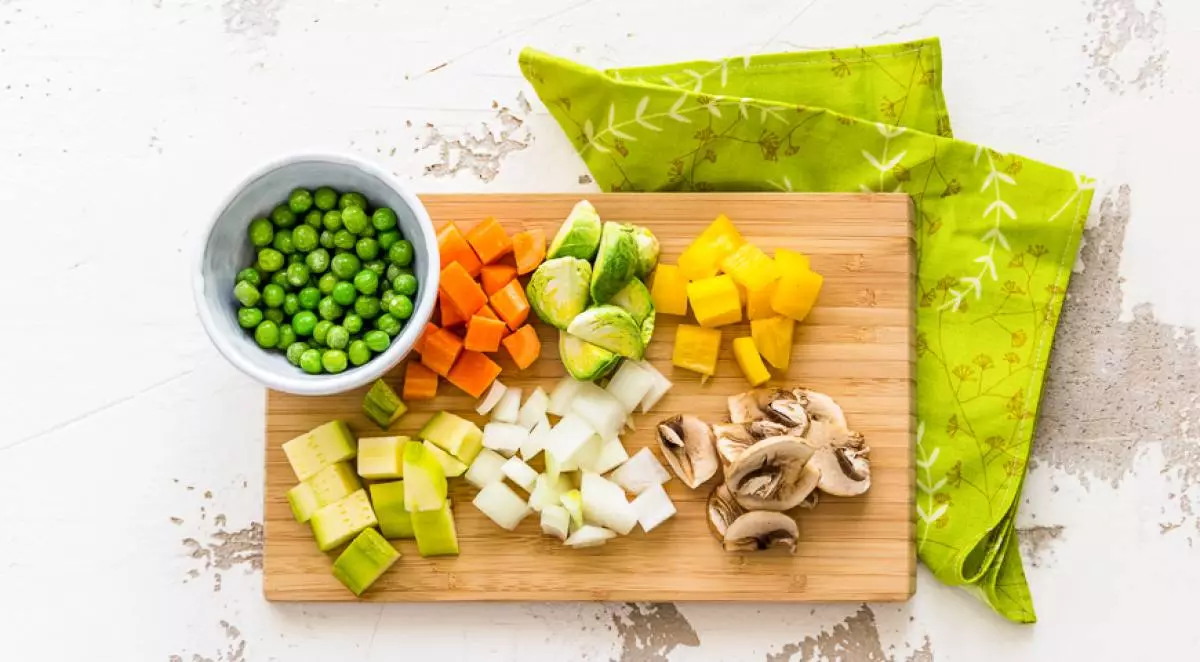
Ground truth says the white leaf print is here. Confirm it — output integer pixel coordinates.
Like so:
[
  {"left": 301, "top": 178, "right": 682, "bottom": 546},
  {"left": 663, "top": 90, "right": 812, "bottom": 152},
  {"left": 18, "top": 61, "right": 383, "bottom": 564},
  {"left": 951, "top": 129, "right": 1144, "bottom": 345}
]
[
  {"left": 974, "top": 254, "right": 997, "bottom": 280},
  {"left": 683, "top": 68, "right": 704, "bottom": 92},
  {"left": 720, "top": 60, "right": 728, "bottom": 87},
  {"left": 634, "top": 96, "right": 661, "bottom": 132},
  {"left": 738, "top": 98, "right": 749, "bottom": 119},
  {"left": 861, "top": 150, "right": 884, "bottom": 172},
  {"left": 984, "top": 200, "right": 1017, "bottom": 220},
  {"left": 668, "top": 93, "right": 691, "bottom": 123},
  {"left": 607, "top": 104, "right": 636, "bottom": 140},
  {"left": 584, "top": 120, "right": 595, "bottom": 141}
]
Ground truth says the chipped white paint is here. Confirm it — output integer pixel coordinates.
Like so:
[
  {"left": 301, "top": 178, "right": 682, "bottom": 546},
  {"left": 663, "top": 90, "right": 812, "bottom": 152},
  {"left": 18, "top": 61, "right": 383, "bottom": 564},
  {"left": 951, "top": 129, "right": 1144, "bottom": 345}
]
[{"left": 3, "top": 0, "right": 1200, "bottom": 660}]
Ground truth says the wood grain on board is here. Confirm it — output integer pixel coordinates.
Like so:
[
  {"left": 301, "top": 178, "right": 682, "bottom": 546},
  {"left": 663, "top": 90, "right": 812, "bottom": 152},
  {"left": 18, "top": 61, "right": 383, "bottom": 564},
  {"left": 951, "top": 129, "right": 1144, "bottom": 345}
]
[{"left": 265, "top": 193, "right": 916, "bottom": 602}]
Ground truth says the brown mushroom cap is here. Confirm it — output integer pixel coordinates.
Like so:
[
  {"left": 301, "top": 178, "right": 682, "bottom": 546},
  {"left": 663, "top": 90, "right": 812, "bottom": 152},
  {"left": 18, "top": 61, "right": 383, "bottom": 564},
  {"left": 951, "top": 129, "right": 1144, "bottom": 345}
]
[
  {"left": 722, "top": 511, "right": 799, "bottom": 553},
  {"left": 706, "top": 483, "right": 745, "bottom": 540},
  {"left": 656, "top": 414, "right": 719, "bottom": 489},
  {"left": 725, "top": 436, "right": 818, "bottom": 511}
]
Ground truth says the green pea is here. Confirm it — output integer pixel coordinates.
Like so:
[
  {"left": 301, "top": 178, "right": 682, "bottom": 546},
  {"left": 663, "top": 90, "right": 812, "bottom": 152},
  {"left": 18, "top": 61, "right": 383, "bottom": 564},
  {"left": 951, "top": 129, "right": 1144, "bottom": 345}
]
[
  {"left": 364, "top": 260, "right": 385, "bottom": 276},
  {"left": 354, "top": 295, "right": 381, "bottom": 320},
  {"left": 343, "top": 313, "right": 364, "bottom": 334},
  {"left": 333, "top": 229, "right": 356, "bottom": 250},
  {"left": 364, "top": 330, "right": 391, "bottom": 352},
  {"left": 392, "top": 273, "right": 418, "bottom": 296},
  {"left": 286, "top": 341, "right": 310, "bottom": 366},
  {"left": 314, "top": 187, "right": 338, "bottom": 211},
  {"left": 317, "top": 272, "right": 338, "bottom": 295},
  {"left": 388, "top": 294, "right": 414, "bottom": 320},
  {"left": 326, "top": 325, "right": 350, "bottom": 350},
  {"left": 270, "top": 271, "right": 290, "bottom": 290},
  {"left": 292, "top": 225, "right": 319, "bottom": 252},
  {"left": 331, "top": 281, "right": 358, "bottom": 306},
  {"left": 378, "top": 230, "right": 401, "bottom": 253},
  {"left": 348, "top": 340, "right": 371, "bottom": 366},
  {"left": 318, "top": 296, "right": 344, "bottom": 321},
  {"left": 288, "top": 253, "right": 305, "bottom": 266},
  {"left": 375, "top": 313, "right": 403, "bottom": 337},
  {"left": 380, "top": 290, "right": 396, "bottom": 312},
  {"left": 305, "top": 248, "right": 330, "bottom": 274},
  {"left": 319, "top": 230, "right": 335, "bottom": 249},
  {"left": 323, "top": 210, "right": 343, "bottom": 231},
  {"left": 371, "top": 207, "right": 398, "bottom": 231},
  {"left": 254, "top": 320, "right": 280, "bottom": 348},
  {"left": 264, "top": 308, "right": 284, "bottom": 324},
  {"left": 283, "top": 293, "right": 300, "bottom": 316},
  {"left": 248, "top": 218, "right": 274, "bottom": 247},
  {"left": 331, "top": 253, "right": 362, "bottom": 280},
  {"left": 387, "top": 240, "right": 414, "bottom": 267},
  {"left": 298, "top": 286, "right": 321, "bottom": 310},
  {"left": 272, "top": 228, "right": 295, "bottom": 255},
  {"left": 261, "top": 283, "right": 285, "bottom": 308},
  {"left": 257, "top": 248, "right": 285, "bottom": 272},
  {"left": 354, "top": 269, "right": 380, "bottom": 295},
  {"left": 359, "top": 224, "right": 376, "bottom": 239},
  {"left": 235, "top": 267, "right": 262, "bottom": 287},
  {"left": 271, "top": 204, "right": 296, "bottom": 228},
  {"left": 299, "top": 348, "right": 323, "bottom": 374},
  {"left": 313, "top": 320, "right": 334, "bottom": 345},
  {"left": 293, "top": 310, "right": 318, "bottom": 336},
  {"left": 340, "top": 206, "right": 367, "bottom": 234},
  {"left": 339, "top": 192, "right": 367, "bottom": 211},
  {"left": 322, "top": 349, "right": 349, "bottom": 374},
  {"left": 276, "top": 323, "right": 297, "bottom": 350},
  {"left": 356, "top": 237, "right": 380, "bottom": 261},
  {"left": 288, "top": 188, "right": 313, "bottom": 214},
  {"left": 233, "top": 281, "right": 261, "bottom": 307},
  {"left": 238, "top": 307, "right": 263, "bottom": 329},
  {"left": 304, "top": 209, "right": 324, "bottom": 229},
  {"left": 284, "top": 263, "right": 309, "bottom": 288}
]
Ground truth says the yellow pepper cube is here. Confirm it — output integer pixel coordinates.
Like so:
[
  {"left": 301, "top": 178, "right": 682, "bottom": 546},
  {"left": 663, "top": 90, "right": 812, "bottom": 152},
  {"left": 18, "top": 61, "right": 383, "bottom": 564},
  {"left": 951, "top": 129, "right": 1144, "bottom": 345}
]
[
  {"left": 649, "top": 264, "right": 688, "bottom": 316},
  {"left": 732, "top": 337, "right": 771, "bottom": 386},
  {"left": 750, "top": 315, "right": 794, "bottom": 371},
  {"left": 687, "top": 274, "right": 743, "bottom": 327},
  {"left": 775, "top": 248, "right": 811, "bottom": 271},
  {"left": 678, "top": 214, "right": 745, "bottom": 281},
  {"left": 720, "top": 242, "right": 780, "bottom": 293},
  {"left": 745, "top": 281, "right": 777, "bottom": 320},
  {"left": 672, "top": 324, "right": 722, "bottom": 377},
  {"left": 771, "top": 269, "right": 823, "bottom": 322}
]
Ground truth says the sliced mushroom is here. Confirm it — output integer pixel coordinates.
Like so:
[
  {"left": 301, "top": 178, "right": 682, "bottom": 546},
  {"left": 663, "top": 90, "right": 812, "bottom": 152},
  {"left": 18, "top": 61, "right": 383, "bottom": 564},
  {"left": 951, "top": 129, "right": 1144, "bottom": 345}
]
[
  {"left": 804, "top": 420, "right": 871, "bottom": 497},
  {"left": 746, "top": 419, "right": 792, "bottom": 439},
  {"left": 713, "top": 423, "right": 756, "bottom": 469},
  {"left": 798, "top": 490, "right": 819, "bottom": 510},
  {"left": 706, "top": 483, "right": 745, "bottom": 540},
  {"left": 727, "top": 390, "right": 771, "bottom": 424},
  {"left": 727, "top": 389, "right": 810, "bottom": 436},
  {"left": 722, "top": 511, "right": 799, "bottom": 553},
  {"left": 763, "top": 393, "right": 810, "bottom": 435},
  {"left": 725, "top": 436, "right": 817, "bottom": 511},
  {"left": 795, "top": 388, "right": 848, "bottom": 430},
  {"left": 656, "top": 414, "right": 719, "bottom": 489}
]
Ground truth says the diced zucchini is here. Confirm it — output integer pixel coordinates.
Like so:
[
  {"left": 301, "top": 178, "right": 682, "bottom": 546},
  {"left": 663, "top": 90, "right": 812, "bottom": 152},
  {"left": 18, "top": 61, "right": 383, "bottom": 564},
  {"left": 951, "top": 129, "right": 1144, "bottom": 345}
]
[
  {"left": 421, "top": 440, "right": 468, "bottom": 477},
  {"left": 403, "top": 440, "right": 447, "bottom": 512},
  {"left": 286, "top": 482, "right": 321, "bottom": 523},
  {"left": 310, "top": 489, "right": 378, "bottom": 552},
  {"left": 332, "top": 528, "right": 400, "bottom": 596},
  {"left": 411, "top": 501, "right": 460, "bottom": 557},
  {"left": 362, "top": 379, "right": 408, "bottom": 429},
  {"left": 419, "top": 411, "right": 484, "bottom": 464},
  {"left": 282, "top": 420, "right": 357, "bottom": 481},
  {"left": 357, "top": 436, "right": 407, "bottom": 480},
  {"left": 287, "top": 461, "right": 362, "bottom": 523},
  {"left": 368, "top": 481, "right": 414, "bottom": 539}
]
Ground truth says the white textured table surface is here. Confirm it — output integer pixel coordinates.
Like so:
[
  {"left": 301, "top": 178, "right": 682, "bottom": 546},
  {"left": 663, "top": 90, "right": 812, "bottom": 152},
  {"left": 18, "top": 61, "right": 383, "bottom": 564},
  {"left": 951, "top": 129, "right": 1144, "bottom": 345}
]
[{"left": 3, "top": 1, "right": 1198, "bottom": 660}]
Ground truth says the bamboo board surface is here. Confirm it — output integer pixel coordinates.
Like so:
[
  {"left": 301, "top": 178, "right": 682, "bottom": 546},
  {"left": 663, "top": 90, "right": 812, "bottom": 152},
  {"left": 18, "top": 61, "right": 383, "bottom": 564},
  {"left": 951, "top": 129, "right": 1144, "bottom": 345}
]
[{"left": 264, "top": 193, "right": 915, "bottom": 602}]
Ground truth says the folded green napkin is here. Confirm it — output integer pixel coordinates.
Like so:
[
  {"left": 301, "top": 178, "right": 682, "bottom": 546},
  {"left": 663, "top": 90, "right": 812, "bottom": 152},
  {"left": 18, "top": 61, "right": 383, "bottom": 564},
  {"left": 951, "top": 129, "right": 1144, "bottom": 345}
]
[{"left": 519, "top": 38, "right": 1093, "bottom": 623}]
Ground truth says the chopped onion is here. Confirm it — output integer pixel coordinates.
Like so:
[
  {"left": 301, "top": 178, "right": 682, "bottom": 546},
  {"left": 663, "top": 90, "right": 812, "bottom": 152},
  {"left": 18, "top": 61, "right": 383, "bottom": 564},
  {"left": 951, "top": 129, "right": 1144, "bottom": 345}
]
[
  {"left": 464, "top": 448, "right": 508, "bottom": 489},
  {"left": 624, "top": 415, "right": 636, "bottom": 432},
  {"left": 564, "top": 525, "right": 617, "bottom": 548},
  {"left": 635, "top": 361, "right": 673, "bottom": 413},
  {"left": 476, "top": 380, "right": 508, "bottom": 416},
  {"left": 482, "top": 422, "right": 528, "bottom": 457},
  {"left": 501, "top": 456, "right": 539, "bottom": 492},
  {"left": 540, "top": 505, "right": 571, "bottom": 540},
  {"left": 520, "top": 415, "right": 551, "bottom": 461},
  {"left": 560, "top": 489, "right": 584, "bottom": 527},
  {"left": 566, "top": 435, "right": 602, "bottom": 471},
  {"left": 609, "top": 447, "right": 670, "bottom": 495},
  {"left": 545, "top": 413, "right": 596, "bottom": 467},
  {"left": 473, "top": 482, "right": 531, "bottom": 531},
  {"left": 517, "top": 386, "right": 550, "bottom": 430},
  {"left": 529, "top": 474, "right": 573, "bottom": 512},
  {"left": 570, "top": 382, "right": 626, "bottom": 442},
  {"left": 548, "top": 376, "right": 585, "bottom": 416},
  {"left": 605, "top": 361, "right": 655, "bottom": 413},
  {"left": 580, "top": 471, "right": 638, "bottom": 535},
  {"left": 631, "top": 483, "right": 676, "bottom": 533},
  {"left": 592, "top": 437, "right": 630, "bottom": 475},
  {"left": 491, "top": 387, "right": 523, "bottom": 424}
]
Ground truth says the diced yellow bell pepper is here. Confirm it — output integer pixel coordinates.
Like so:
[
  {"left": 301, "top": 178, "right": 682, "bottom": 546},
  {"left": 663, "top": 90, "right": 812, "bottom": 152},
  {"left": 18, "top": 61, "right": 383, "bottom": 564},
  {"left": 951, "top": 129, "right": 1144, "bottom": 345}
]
[
  {"left": 734, "top": 282, "right": 747, "bottom": 307},
  {"left": 650, "top": 264, "right": 688, "bottom": 316},
  {"left": 720, "top": 242, "right": 780, "bottom": 293},
  {"left": 771, "top": 269, "right": 823, "bottom": 322},
  {"left": 672, "top": 324, "right": 722, "bottom": 377},
  {"left": 750, "top": 315, "right": 794, "bottom": 370},
  {"left": 745, "top": 281, "right": 777, "bottom": 320},
  {"left": 732, "top": 337, "right": 771, "bottom": 386},
  {"left": 678, "top": 214, "right": 744, "bottom": 281},
  {"left": 687, "top": 274, "right": 742, "bottom": 327},
  {"left": 775, "top": 248, "right": 810, "bottom": 271}
]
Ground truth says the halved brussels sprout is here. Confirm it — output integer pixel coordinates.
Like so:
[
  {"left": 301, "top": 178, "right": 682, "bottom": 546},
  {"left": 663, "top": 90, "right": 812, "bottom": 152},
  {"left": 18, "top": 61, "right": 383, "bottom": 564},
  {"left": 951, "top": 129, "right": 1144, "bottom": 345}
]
[
  {"left": 559, "top": 331, "right": 620, "bottom": 381},
  {"left": 566, "top": 304, "right": 644, "bottom": 360},
  {"left": 526, "top": 257, "right": 592, "bottom": 329},
  {"left": 547, "top": 200, "right": 602, "bottom": 261},
  {"left": 589, "top": 222, "right": 638, "bottom": 304}
]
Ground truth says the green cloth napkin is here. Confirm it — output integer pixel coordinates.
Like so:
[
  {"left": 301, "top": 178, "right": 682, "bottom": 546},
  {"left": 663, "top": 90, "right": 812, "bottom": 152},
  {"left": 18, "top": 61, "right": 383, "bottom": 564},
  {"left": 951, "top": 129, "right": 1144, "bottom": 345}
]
[{"left": 519, "top": 38, "right": 1093, "bottom": 623}]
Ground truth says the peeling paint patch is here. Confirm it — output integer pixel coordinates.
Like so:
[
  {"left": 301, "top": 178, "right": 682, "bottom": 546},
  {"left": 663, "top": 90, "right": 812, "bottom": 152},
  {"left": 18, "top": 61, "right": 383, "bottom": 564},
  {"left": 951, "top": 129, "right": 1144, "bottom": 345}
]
[
  {"left": 182, "top": 522, "right": 263, "bottom": 575},
  {"left": 766, "top": 605, "right": 897, "bottom": 662},
  {"left": 1084, "top": 0, "right": 1167, "bottom": 93},
  {"left": 418, "top": 93, "right": 533, "bottom": 183},
  {"left": 610, "top": 603, "right": 700, "bottom": 662},
  {"left": 579, "top": 174, "right": 594, "bottom": 184},
  {"left": 1035, "top": 185, "right": 1200, "bottom": 491},
  {"left": 1017, "top": 524, "right": 1065, "bottom": 567},
  {"left": 170, "top": 621, "right": 247, "bottom": 662},
  {"left": 222, "top": 0, "right": 283, "bottom": 39}
]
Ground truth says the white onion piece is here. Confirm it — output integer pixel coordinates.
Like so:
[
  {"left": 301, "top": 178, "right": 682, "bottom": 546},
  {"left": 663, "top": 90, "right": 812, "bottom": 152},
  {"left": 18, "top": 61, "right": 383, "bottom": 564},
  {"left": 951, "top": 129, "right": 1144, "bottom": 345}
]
[
  {"left": 491, "top": 387, "right": 522, "bottom": 424},
  {"left": 520, "top": 415, "right": 551, "bottom": 460},
  {"left": 482, "top": 422, "right": 528, "bottom": 457},
  {"left": 564, "top": 525, "right": 616, "bottom": 548},
  {"left": 605, "top": 361, "right": 655, "bottom": 413},
  {"left": 528, "top": 473, "right": 572, "bottom": 512},
  {"left": 560, "top": 489, "right": 584, "bottom": 527},
  {"left": 501, "top": 456, "right": 539, "bottom": 493},
  {"left": 545, "top": 413, "right": 595, "bottom": 467},
  {"left": 464, "top": 448, "right": 508, "bottom": 488},
  {"left": 592, "top": 437, "right": 630, "bottom": 475},
  {"left": 548, "top": 376, "right": 585, "bottom": 416},
  {"left": 635, "top": 361, "right": 673, "bottom": 413},
  {"left": 567, "top": 435, "right": 603, "bottom": 472},
  {"left": 473, "top": 482, "right": 530, "bottom": 531},
  {"left": 610, "top": 447, "right": 671, "bottom": 495},
  {"left": 517, "top": 386, "right": 550, "bottom": 430},
  {"left": 475, "top": 380, "right": 507, "bottom": 416},
  {"left": 631, "top": 483, "right": 676, "bottom": 532},
  {"left": 570, "top": 383, "right": 626, "bottom": 442},
  {"left": 540, "top": 505, "right": 571, "bottom": 540},
  {"left": 581, "top": 471, "right": 638, "bottom": 535}
]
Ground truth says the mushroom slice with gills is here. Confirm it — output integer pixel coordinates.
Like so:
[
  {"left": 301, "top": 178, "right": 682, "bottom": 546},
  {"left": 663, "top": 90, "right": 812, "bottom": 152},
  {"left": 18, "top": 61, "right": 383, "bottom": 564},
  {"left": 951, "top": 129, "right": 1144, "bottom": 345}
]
[
  {"left": 722, "top": 511, "right": 799, "bottom": 553},
  {"left": 794, "top": 388, "right": 847, "bottom": 430},
  {"left": 706, "top": 483, "right": 745, "bottom": 541},
  {"left": 804, "top": 420, "right": 871, "bottom": 497},
  {"left": 727, "top": 389, "right": 810, "bottom": 436},
  {"left": 798, "top": 489, "right": 819, "bottom": 510},
  {"left": 746, "top": 419, "right": 792, "bottom": 440},
  {"left": 762, "top": 391, "right": 810, "bottom": 435},
  {"left": 656, "top": 414, "right": 719, "bottom": 489},
  {"left": 712, "top": 423, "right": 756, "bottom": 470},
  {"left": 726, "top": 390, "right": 771, "bottom": 424},
  {"left": 725, "top": 437, "right": 817, "bottom": 511}
]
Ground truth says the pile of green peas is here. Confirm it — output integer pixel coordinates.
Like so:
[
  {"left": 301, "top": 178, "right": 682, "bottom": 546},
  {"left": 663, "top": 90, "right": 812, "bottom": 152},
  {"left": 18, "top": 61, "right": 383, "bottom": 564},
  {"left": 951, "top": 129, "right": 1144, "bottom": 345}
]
[{"left": 231, "top": 187, "right": 420, "bottom": 374}]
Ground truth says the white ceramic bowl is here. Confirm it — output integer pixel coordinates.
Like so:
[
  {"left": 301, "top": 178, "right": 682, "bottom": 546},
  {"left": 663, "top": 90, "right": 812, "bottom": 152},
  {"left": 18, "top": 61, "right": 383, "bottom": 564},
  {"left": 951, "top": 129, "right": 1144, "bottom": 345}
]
[{"left": 193, "top": 154, "right": 439, "bottom": 396}]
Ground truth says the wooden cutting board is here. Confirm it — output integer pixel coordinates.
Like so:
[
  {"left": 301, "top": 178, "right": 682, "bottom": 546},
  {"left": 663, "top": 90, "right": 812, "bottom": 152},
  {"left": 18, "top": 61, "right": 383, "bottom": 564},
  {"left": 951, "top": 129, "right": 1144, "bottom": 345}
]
[{"left": 264, "top": 193, "right": 915, "bottom": 602}]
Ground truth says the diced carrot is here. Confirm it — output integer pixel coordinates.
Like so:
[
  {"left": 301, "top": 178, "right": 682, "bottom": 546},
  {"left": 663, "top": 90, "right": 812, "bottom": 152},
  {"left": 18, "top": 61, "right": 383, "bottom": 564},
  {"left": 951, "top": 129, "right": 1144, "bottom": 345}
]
[
  {"left": 439, "top": 261, "right": 488, "bottom": 316},
  {"left": 512, "top": 228, "right": 546, "bottom": 275},
  {"left": 476, "top": 304, "right": 500, "bottom": 321},
  {"left": 436, "top": 222, "right": 482, "bottom": 277},
  {"left": 412, "top": 322, "right": 439, "bottom": 354},
  {"left": 463, "top": 315, "right": 508, "bottom": 353},
  {"left": 501, "top": 324, "right": 541, "bottom": 370},
  {"left": 464, "top": 217, "right": 513, "bottom": 265},
  {"left": 439, "top": 292, "right": 467, "bottom": 327},
  {"left": 480, "top": 263, "right": 518, "bottom": 296},
  {"left": 446, "top": 350, "right": 502, "bottom": 398},
  {"left": 489, "top": 279, "right": 530, "bottom": 331},
  {"left": 419, "top": 328, "right": 463, "bottom": 378},
  {"left": 402, "top": 361, "right": 439, "bottom": 401}
]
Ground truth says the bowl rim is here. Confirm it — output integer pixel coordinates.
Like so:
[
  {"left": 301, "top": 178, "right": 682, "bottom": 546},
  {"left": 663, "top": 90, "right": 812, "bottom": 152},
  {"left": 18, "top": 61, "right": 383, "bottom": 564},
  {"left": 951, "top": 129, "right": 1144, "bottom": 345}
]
[{"left": 191, "top": 152, "right": 440, "bottom": 396}]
